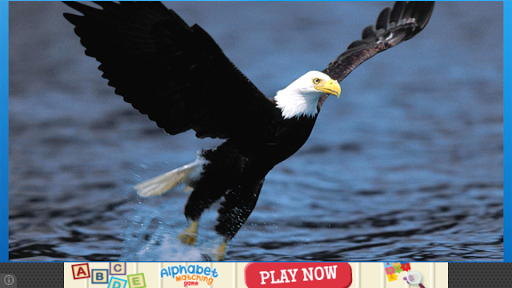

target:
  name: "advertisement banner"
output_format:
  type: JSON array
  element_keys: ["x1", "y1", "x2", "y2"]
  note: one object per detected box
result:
[{"x1": 63, "y1": 262, "x2": 449, "y2": 288}]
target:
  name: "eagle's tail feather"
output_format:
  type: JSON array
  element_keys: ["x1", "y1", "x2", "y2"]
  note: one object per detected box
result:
[{"x1": 134, "y1": 156, "x2": 206, "y2": 197}]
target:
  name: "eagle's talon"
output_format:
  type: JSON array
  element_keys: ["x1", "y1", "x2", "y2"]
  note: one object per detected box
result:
[
  {"x1": 177, "y1": 221, "x2": 198, "y2": 245},
  {"x1": 215, "y1": 242, "x2": 227, "y2": 261},
  {"x1": 177, "y1": 232, "x2": 197, "y2": 245}
]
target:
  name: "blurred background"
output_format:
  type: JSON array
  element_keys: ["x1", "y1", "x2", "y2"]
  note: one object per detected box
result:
[{"x1": 9, "y1": 2, "x2": 503, "y2": 261}]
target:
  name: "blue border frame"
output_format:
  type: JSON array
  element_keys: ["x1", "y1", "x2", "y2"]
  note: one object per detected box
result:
[
  {"x1": 504, "y1": 0, "x2": 511, "y2": 263},
  {"x1": 0, "y1": 1, "x2": 509, "y2": 263},
  {"x1": 1, "y1": 1, "x2": 9, "y2": 263}
]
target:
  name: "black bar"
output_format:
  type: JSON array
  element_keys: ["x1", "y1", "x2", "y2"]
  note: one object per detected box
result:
[
  {"x1": 449, "y1": 263, "x2": 512, "y2": 288},
  {"x1": 0, "y1": 263, "x2": 63, "y2": 288}
]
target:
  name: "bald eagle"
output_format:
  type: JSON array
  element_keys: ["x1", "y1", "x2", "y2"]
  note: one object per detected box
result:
[{"x1": 63, "y1": 1, "x2": 434, "y2": 260}]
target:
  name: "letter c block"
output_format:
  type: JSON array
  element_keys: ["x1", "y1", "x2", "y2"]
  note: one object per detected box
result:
[{"x1": 110, "y1": 262, "x2": 127, "y2": 275}]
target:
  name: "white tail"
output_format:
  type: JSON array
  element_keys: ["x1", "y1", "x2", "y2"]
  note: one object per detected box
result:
[{"x1": 134, "y1": 156, "x2": 207, "y2": 197}]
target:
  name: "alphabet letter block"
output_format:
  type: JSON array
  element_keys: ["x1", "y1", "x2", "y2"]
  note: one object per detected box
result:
[
  {"x1": 110, "y1": 262, "x2": 127, "y2": 275},
  {"x1": 92, "y1": 269, "x2": 109, "y2": 284},
  {"x1": 127, "y1": 273, "x2": 146, "y2": 288},
  {"x1": 108, "y1": 277, "x2": 127, "y2": 288},
  {"x1": 72, "y1": 263, "x2": 91, "y2": 280}
]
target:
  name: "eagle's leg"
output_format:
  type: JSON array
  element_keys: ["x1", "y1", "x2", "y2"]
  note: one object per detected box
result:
[
  {"x1": 214, "y1": 178, "x2": 264, "y2": 261},
  {"x1": 179, "y1": 184, "x2": 230, "y2": 244},
  {"x1": 178, "y1": 182, "x2": 226, "y2": 245},
  {"x1": 216, "y1": 242, "x2": 228, "y2": 261},
  {"x1": 179, "y1": 147, "x2": 242, "y2": 246},
  {"x1": 177, "y1": 220, "x2": 198, "y2": 245}
]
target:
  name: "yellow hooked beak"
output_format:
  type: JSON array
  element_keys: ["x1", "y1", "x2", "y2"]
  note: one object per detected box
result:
[{"x1": 314, "y1": 78, "x2": 341, "y2": 98}]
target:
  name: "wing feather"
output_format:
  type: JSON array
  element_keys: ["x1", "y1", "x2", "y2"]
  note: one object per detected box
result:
[
  {"x1": 323, "y1": 1, "x2": 435, "y2": 83},
  {"x1": 63, "y1": 1, "x2": 276, "y2": 140},
  {"x1": 389, "y1": 2, "x2": 406, "y2": 25},
  {"x1": 376, "y1": 7, "x2": 391, "y2": 31}
]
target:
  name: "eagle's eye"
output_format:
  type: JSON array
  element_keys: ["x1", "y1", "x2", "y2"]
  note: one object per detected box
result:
[{"x1": 312, "y1": 78, "x2": 321, "y2": 85}]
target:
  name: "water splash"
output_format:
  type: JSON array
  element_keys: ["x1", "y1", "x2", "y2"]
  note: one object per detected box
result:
[{"x1": 119, "y1": 196, "x2": 222, "y2": 261}]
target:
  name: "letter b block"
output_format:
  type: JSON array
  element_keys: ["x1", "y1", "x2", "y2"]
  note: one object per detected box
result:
[
  {"x1": 92, "y1": 269, "x2": 109, "y2": 284},
  {"x1": 127, "y1": 273, "x2": 146, "y2": 288}
]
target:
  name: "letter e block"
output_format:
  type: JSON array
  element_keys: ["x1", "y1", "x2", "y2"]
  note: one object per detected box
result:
[
  {"x1": 127, "y1": 273, "x2": 146, "y2": 288},
  {"x1": 108, "y1": 277, "x2": 127, "y2": 288},
  {"x1": 72, "y1": 263, "x2": 91, "y2": 280},
  {"x1": 92, "y1": 269, "x2": 109, "y2": 284},
  {"x1": 110, "y1": 262, "x2": 127, "y2": 275}
]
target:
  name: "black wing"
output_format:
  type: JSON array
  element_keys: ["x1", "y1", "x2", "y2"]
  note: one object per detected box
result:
[
  {"x1": 63, "y1": 1, "x2": 277, "y2": 139},
  {"x1": 323, "y1": 1, "x2": 435, "y2": 83}
]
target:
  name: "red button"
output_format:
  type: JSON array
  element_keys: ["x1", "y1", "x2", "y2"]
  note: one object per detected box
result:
[{"x1": 245, "y1": 262, "x2": 352, "y2": 288}]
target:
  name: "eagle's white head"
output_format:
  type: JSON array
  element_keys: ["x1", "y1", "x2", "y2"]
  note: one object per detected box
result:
[{"x1": 274, "y1": 71, "x2": 341, "y2": 119}]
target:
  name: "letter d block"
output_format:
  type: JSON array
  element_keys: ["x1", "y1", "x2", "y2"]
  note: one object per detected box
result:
[
  {"x1": 127, "y1": 273, "x2": 146, "y2": 288},
  {"x1": 108, "y1": 277, "x2": 127, "y2": 288},
  {"x1": 92, "y1": 269, "x2": 109, "y2": 284},
  {"x1": 72, "y1": 263, "x2": 91, "y2": 280}
]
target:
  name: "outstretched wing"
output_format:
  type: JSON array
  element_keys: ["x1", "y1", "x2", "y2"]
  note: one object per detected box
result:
[
  {"x1": 63, "y1": 1, "x2": 276, "y2": 139},
  {"x1": 323, "y1": 1, "x2": 435, "y2": 82}
]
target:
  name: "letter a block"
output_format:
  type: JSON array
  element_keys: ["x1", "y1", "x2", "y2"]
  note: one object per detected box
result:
[
  {"x1": 108, "y1": 277, "x2": 127, "y2": 288},
  {"x1": 92, "y1": 269, "x2": 109, "y2": 284},
  {"x1": 127, "y1": 273, "x2": 146, "y2": 288},
  {"x1": 72, "y1": 263, "x2": 91, "y2": 280}
]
